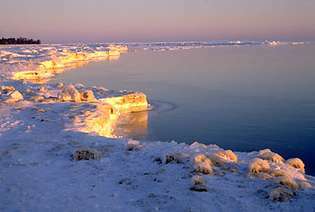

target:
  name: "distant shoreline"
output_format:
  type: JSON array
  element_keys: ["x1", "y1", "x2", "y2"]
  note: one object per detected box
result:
[{"x1": 0, "y1": 37, "x2": 41, "y2": 45}]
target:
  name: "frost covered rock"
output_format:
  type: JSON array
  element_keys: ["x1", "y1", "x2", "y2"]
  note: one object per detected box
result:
[
  {"x1": 258, "y1": 149, "x2": 284, "y2": 164},
  {"x1": 249, "y1": 158, "x2": 270, "y2": 175},
  {"x1": 190, "y1": 175, "x2": 208, "y2": 192},
  {"x1": 275, "y1": 175, "x2": 312, "y2": 190},
  {"x1": 126, "y1": 139, "x2": 143, "y2": 151},
  {"x1": 4, "y1": 90, "x2": 24, "y2": 104},
  {"x1": 72, "y1": 148, "x2": 101, "y2": 160},
  {"x1": 286, "y1": 158, "x2": 305, "y2": 174},
  {"x1": 208, "y1": 150, "x2": 238, "y2": 166},
  {"x1": 275, "y1": 175, "x2": 299, "y2": 190},
  {"x1": 271, "y1": 169, "x2": 287, "y2": 177},
  {"x1": 58, "y1": 84, "x2": 81, "y2": 102},
  {"x1": 193, "y1": 154, "x2": 213, "y2": 175},
  {"x1": 249, "y1": 155, "x2": 312, "y2": 191},
  {"x1": 269, "y1": 187, "x2": 295, "y2": 202},
  {"x1": 80, "y1": 89, "x2": 96, "y2": 102}
]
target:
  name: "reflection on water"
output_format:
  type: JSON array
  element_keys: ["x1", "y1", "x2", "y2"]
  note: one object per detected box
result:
[
  {"x1": 114, "y1": 111, "x2": 148, "y2": 139},
  {"x1": 55, "y1": 45, "x2": 315, "y2": 174}
]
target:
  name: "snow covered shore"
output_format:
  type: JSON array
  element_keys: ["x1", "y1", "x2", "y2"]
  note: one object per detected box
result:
[{"x1": 1, "y1": 44, "x2": 315, "y2": 211}]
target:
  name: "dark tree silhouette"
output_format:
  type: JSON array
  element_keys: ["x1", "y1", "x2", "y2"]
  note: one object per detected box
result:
[{"x1": 0, "y1": 37, "x2": 41, "y2": 45}]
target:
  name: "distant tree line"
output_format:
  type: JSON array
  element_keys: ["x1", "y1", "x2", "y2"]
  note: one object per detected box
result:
[{"x1": 0, "y1": 37, "x2": 41, "y2": 45}]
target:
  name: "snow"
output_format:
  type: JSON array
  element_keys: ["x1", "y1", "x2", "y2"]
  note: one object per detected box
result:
[{"x1": 1, "y1": 43, "x2": 315, "y2": 211}]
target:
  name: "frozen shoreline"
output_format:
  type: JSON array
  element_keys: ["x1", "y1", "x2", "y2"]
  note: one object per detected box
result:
[{"x1": 1, "y1": 43, "x2": 315, "y2": 211}]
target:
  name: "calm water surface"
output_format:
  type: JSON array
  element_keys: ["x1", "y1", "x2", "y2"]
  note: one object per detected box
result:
[{"x1": 55, "y1": 45, "x2": 315, "y2": 174}]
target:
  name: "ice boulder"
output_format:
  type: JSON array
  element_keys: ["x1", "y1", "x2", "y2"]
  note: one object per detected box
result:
[
  {"x1": 3, "y1": 90, "x2": 24, "y2": 104},
  {"x1": 248, "y1": 158, "x2": 270, "y2": 175},
  {"x1": 58, "y1": 84, "x2": 81, "y2": 102},
  {"x1": 190, "y1": 175, "x2": 208, "y2": 192},
  {"x1": 193, "y1": 154, "x2": 213, "y2": 175},
  {"x1": 286, "y1": 158, "x2": 305, "y2": 173},
  {"x1": 0, "y1": 85, "x2": 15, "y2": 94},
  {"x1": 208, "y1": 150, "x2": 238, "y2": 167},
  {"x1": 80, "y1": 89, "x2": 97, "y2": 102},
  {"x1": 126, "y1": 139, "x2": 143, "y2": 151},
  {"x1": 165, "y1": 152, "x2": 189, "y2": 164},
  {"x1": 258, "y1": 149, "x2": 284, "y2": 164}
]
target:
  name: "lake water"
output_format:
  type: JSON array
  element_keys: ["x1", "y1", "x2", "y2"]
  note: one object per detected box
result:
[{"x1": 55, "y1": 45, "x2": 315, "y2": 174}]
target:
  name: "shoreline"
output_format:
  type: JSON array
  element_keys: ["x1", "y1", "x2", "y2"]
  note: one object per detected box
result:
[{"x1": 1, "y1": 43, "x2": 315, "y2": 211}]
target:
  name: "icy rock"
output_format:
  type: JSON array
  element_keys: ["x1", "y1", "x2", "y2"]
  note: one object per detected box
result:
[
  {"x1": 72, "y1": 148, "x2": 101, "y2": 160},
  {"x1": 80, "y1": 90, "x2": 97, "y2": 102},
  {"x1": 25, "y1": 88, "x2": 34, "y2": 94},
  {"x1": 58, "y1": 84, "x2": 81, "y2": 102},
  {"x1": 258, "y1": 149, "x2": 284, "y2": 164},
  {"x1": 165, "y1": 152, "x2": 189, "y2": 164},
  {"x1": 192, "y1": 175, "x2": 206, "y2": 185},
  {"x1": 56, "y1": 82, "x2": 64, "y2": 89},
  {"x1": 36, "y1": 108, "x2": 47, "y2": 113},
  {"x1": 193, "y1": 154, "x2": 213, "y2": 175},
  {"x1": 275, "y1": 175, "x2": 299, "y2": 190},
  {"x1": 30, "y1": 95, "x2": 45, "y2": 102},
  {"x1": 208, "y1": 150, "x2": 238, "y2": 166},
  {"x1": 271, "y1": 169, "x2": 287, "y2": 177},
  {"x1": 39, "y1": 86, "x2": 48, "y2": 93},
  {"x1": 126, "y1": 139, "x2": 143, "y2": 151},
  {"x1": 249, "y1": 158, "x2": 270, "y2": 175},
  {"x1": 269, "y1": 187, "x2": 295, "y2": 202},
  {"x1": 286, "y1": 158, "x2": 305, "y2": 174},
  {"x1": 190, "y1": 175, "x2": 208, "y2": 192},
  {"x1": 275, "y1": 175, "x2": 312, "y2": 190},
  {"x1": 4, "y1": 90, "x2": 24, "y2": 104},
  {"x1": 298, "y1": 180, "x2": 312, "y2": 189},
  {"x1": 0, "y1": 85, "x2": 15, "y2": 94}
]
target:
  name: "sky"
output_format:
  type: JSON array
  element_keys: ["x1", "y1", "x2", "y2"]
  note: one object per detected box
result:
[{"x1": 1, "y1": 0, "x2": 315, "y2": 43}]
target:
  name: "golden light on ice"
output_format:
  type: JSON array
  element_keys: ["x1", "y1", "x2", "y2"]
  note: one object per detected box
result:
[
  {"x1": 11, "y1": 45, "x2": 128, "y2": 83},
  {"x1": 9, "y1": 44, "x2": 150, "y2": 139}
]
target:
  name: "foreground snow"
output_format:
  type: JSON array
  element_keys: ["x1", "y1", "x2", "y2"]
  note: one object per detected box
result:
[{"x1": 0, "y1": 44, "x2": 315, "y2": 212}]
